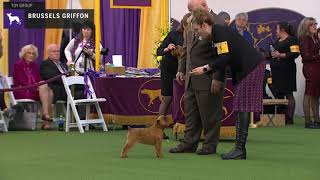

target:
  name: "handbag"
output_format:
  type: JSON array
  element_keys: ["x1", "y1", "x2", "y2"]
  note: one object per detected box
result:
[{"x1": 8, "y1": 104, "x2": 37, "y2": 131}]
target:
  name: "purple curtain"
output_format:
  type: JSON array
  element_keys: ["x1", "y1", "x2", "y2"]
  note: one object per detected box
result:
[
  {"x1": 101, "y1": 0, "x2": 141, "y2": 67},
  {"x1": 8, "y1": 0, "x2": 45, "y2": 75}
]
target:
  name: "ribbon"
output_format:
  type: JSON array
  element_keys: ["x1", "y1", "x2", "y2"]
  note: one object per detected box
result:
[
  {"x1": 83, "y1": 69, "x2": 101, "y2": 97},
  {"x1": 0, "y1": 72, "x2": 69, "y2": 92}
]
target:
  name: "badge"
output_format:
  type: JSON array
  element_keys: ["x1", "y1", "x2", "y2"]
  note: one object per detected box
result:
[
  {"x1": 290, "y1": 45, "x2": 300, "y2": 53},
  {"x1": 214, "y1": 41, "x2": 229, "y2": 55}
]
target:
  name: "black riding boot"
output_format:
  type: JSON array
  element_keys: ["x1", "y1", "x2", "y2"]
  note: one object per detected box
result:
[{"x1": 221, "y1": 112, "x2": 250, "y2": 160}]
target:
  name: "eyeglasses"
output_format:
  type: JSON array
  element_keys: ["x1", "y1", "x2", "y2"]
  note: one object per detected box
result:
[{"x1": 310, "y1": 23, "x2": 318, "y2": 27}]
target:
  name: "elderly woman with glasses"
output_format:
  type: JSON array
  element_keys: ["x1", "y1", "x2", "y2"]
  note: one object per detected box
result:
[
  {"x1": 297, "y1": 17, "x2": 320, "y2": 129},
  {"x1": 13, "y1": 44, "x2": 54, "y2": 130}
]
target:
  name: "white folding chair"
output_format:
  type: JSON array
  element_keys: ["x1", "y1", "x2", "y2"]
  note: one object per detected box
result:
[
  {"x1": 0, "y1": 76, "x2": 8, "y2": 132},
  {"x1": 0, "y1": 109, "x2": 8, "y2": 132},
  {"x1": 2, "y1": 76, "x2": 40, "y2": 128},
  {"x1": 3, "y1": 76, "x2": 39, "y2": 109},
  {"x1": 61, "y1": 75, "x2": 108, "y2": 133}
]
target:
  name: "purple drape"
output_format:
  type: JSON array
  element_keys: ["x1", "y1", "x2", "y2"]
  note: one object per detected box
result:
[
  {"x1": 101, "y1": 0, "x2": 141, "y2": 67},
  {"x1": 8, "y1": 0, "x2": 45, "y2": 75}
]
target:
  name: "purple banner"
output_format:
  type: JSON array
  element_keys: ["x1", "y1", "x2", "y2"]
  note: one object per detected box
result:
[
  {"x1": 237, "y1": 8, "x2": 304, "y2": 52},
  {"x1": 112, "y1": 0, "x2": 151, "y2": 7},
  {"x1": 95, "y1": 77, "x2": 162, "y2": 115},
  {"x1": 95, "y1": 77, "x2": 235, "y2": 126}
]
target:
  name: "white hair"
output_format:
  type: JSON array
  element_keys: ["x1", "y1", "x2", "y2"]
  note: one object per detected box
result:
[
  {"x1": 235, "y1": 12, "x2": 249, "y2": 21},
  {"x1": 19, "y1": 44, "x2": 39, "y2": 59}
]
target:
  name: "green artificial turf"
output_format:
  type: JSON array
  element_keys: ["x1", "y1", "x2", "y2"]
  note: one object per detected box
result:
[{"x1": 0, "y1": 117, "x2": 319, "y2": 180}]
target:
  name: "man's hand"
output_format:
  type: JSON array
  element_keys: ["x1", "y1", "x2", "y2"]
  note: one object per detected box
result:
[
  {"x1": 190, "y1": 65, "x2": 210, "y2": 75},
  {"x1": 190, "y1": 66, "x2": 206, "y2": 75},
  {"x1": 176, "y1": 72, "x2": 185, "y2": 85},
  {"x1": 211, "y1": 79, "x2": 223, "y2": 94}
]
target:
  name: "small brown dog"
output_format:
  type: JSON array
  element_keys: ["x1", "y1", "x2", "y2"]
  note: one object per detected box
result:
[{"x1": 120, "y1": 115, "x2": 169, "y2": 159}]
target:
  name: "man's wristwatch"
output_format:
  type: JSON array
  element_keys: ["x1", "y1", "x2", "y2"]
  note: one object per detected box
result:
[{"x1": 203, "y1": 65, "x2": 210, "y2": 72}]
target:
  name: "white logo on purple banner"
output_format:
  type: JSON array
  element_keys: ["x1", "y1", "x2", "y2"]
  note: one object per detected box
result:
[{"x1": 3, "y1": 9, "x2": 24, "y2": 29}]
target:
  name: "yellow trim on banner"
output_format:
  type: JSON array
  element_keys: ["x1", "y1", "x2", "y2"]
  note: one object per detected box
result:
[
  {"x1": 80, "y1": 0, "x2": 95, "y2": 9},
  {"x1": 137, "y1": 0, "x2": 168, "y2": 68},
  {"x1": 95, "y1": 0, "x2": 101, "y2": 71},
  {"x1": 90, "y1": 113, "x2": 173, "y2": 125},
  {"x1": 110, "y1": 0, "x2": 151, "y2": 9},
  {"x1": 0, "y1": 0, "x2": 9, "y2": 75},
  {"x1": 44, "y1": 0, "x2": 68, "y2": 59}
]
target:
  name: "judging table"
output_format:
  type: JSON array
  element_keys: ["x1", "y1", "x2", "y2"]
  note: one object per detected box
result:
[{"x1": 93, "y1": 77, "x2": 236, "y2": 137}]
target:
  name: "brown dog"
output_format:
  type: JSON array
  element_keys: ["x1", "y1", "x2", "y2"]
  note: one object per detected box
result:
[{"x1": 120, "y1": 115, "x2": 169, "y2": 159}]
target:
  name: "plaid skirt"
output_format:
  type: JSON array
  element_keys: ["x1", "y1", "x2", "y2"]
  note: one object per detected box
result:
[{"x1": 233, "y1": 61, "x2": 265, "y2": 112}]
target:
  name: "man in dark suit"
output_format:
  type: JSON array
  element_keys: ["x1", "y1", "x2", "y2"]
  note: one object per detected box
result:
[
  {"x1": 169, "y1": 0, "x2": 225, "y2": 155},
  {"x1": 40, "y1": 44, "x2": 67, "y2": 103}
]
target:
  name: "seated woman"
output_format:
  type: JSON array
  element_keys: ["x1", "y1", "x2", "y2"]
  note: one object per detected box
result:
[{"x1": 13, "y1": 44, "x2": 54, "y2": 130}]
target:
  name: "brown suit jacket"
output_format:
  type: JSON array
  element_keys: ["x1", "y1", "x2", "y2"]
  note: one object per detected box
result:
[{"x1": 178, "y1": 11, "x2": 225, "y2": 90}]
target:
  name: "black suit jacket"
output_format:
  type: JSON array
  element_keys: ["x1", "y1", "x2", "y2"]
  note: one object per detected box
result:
[
  {"x1": 40, "y1": 59, "x2": 67, "y2": 102},
  {"x1": 209, "y1": 25, "x2": 263, "y2": 84},
  {"x1": 157, "y1": 31, "x2": 184, "y2": 75}
]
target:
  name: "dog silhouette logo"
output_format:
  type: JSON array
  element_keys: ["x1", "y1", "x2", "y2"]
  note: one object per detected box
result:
[
  {"x1": 3, "y1": 10, "x2": 24, "y2": 29},
  {"x1": 140, "y1": 89, "x2": 163, "y2": 107},
  {"x1": 138, "y1": 79, "x2": 162, "y2": 114},
  {"x1": 6, "y1": 13, "x2": 22, "y2": 25}
]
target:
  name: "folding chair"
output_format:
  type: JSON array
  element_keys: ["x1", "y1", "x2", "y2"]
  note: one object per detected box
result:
[
  {"x1": 0, "y1": 109, "x2": 8, "y2": 132},
  {"x1": 2, "y1": 76, "x2": 40, "y2": 129},
  {"x1": 3, "y1": 76, "x2": 39, "y2": 110},
  {"x1": 0, "y1": 76, "x2": 8, "y2": 132},
  {"x1": 61, "y1": 75, "x2": 108, "y2": 133}
]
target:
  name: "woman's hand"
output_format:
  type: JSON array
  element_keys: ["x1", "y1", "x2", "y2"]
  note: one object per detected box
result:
[
  {"x1": 271, "y1": 50, "x2": 281, "y2": 59},
  {"x1": 83, "y1": 47, "x2": 94, "y2": 56},
  {"x1": 165, "y1": 43, "x2": 176, "y2": 52},
  {"x1": 66, "y1": 60, "x2": 73, "y2": 66}
]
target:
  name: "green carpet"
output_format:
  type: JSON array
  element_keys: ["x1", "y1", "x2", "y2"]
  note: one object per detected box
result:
[{"x1": 0, "y1": 117, "x2": 320, "y2": 180}]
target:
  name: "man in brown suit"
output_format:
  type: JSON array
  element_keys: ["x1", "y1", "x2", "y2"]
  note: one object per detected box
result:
[{"x1": 169, "y1": 0, "x2": 225, "y2": 155}]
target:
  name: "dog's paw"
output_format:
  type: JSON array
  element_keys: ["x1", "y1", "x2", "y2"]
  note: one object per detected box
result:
[{"x1": 120, "y1": 155, "x2": 128, "y2": 159}]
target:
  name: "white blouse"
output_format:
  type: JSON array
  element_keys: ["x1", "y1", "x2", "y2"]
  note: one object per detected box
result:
[{"x1": 64, "y1": 38, "x2": 102, "y2": 73}]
